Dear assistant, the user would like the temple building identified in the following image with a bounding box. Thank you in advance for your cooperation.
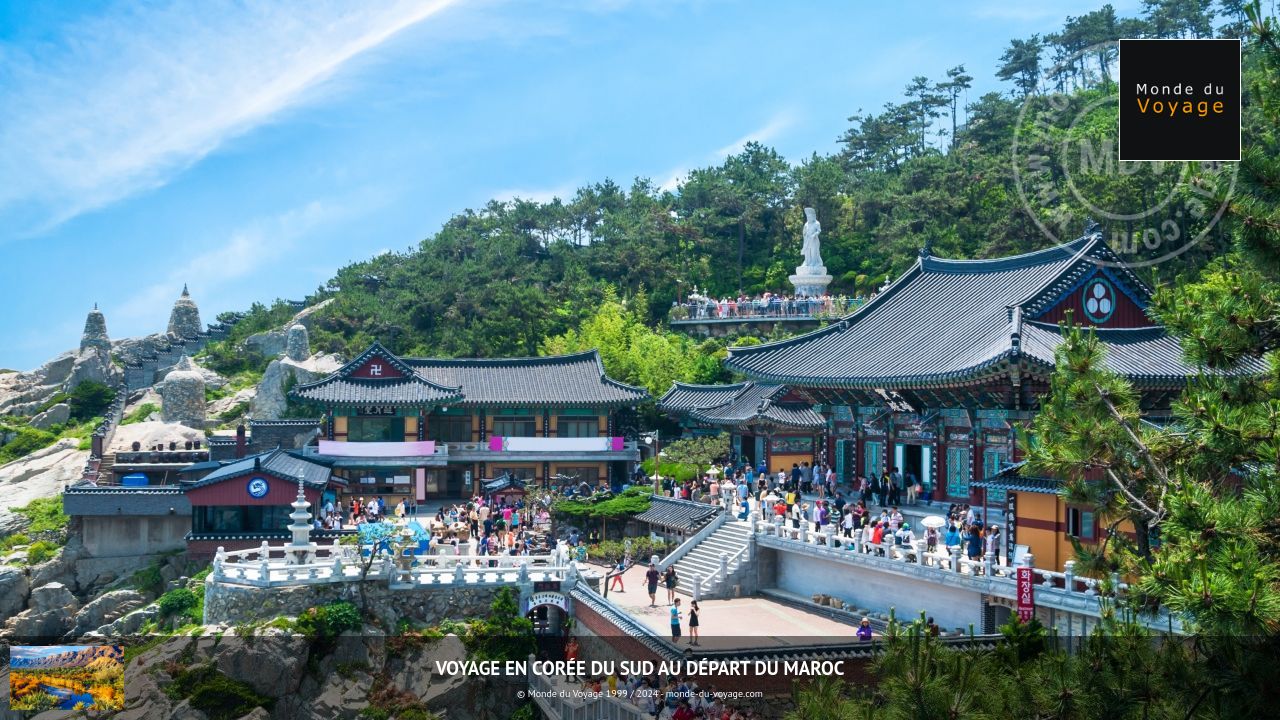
[658,381,826,472]
[724,232,1250,569]
[181,449,344,557]
[287,342,649,503]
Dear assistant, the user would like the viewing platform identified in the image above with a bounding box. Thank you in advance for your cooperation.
[667,296,865,338]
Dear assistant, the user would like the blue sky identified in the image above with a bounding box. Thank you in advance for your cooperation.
[10,645,114,662]
[0,0,1137,371]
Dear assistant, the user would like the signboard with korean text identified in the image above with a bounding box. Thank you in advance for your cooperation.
[1016,567,1035,622]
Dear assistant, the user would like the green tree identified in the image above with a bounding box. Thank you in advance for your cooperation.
[659,434,730,480]
[997,35,1044,97]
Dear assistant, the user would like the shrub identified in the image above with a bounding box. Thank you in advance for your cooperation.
[0,426,58,464]
[0,533,31,551]
[67,380,116,421]
[157,588,198,617]
[295,601,361,640]
[167,665,272,720]
[24,540,59,565]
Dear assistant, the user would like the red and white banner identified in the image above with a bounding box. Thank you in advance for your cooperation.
[1016,567,1035,622]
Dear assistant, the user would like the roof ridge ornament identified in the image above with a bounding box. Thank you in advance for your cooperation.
[1084,218,1101,236]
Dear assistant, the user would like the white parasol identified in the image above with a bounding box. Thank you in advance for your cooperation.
[921,515,947,529]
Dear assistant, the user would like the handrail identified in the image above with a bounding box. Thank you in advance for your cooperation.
[755,520,1141,607]
[658,506,725,571]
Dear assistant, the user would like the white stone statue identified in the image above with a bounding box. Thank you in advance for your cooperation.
[801,207,823,268]
[790,207,833,298]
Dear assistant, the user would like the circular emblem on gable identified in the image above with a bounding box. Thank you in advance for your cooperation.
[247,476,270,499]
[1082,277,1115,324]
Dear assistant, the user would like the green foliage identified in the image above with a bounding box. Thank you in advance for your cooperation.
[0,532,31,551]
[10,497,67,533]
[121,402,159,425]
[66,380,116,421]
[157,588,198,617]
[295,601,362,641]
[588,536,668,563]
[655,434,730,478]
[552,486,652,520]
[541,290,728,396]
[128,561,166,596]
[166,664,273,720]
[0,426,57,464]
[461,587,536,662]
[24,540,59,565]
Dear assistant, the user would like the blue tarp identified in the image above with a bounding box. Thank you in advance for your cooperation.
[121,474,148,487]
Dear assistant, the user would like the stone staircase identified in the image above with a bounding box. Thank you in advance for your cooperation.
[97,453,116,480]
[670,521,753,598]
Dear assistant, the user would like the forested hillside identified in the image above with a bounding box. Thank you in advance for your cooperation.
[206,1,1265,394]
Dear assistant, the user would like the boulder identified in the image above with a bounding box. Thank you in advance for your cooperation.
[208,387,256,419]
[29,402,71,429]
[72,589,148,637]
[96,605,158,637]
[0,565,30,622]
[5,607,74,639]
[110,421,204,454]
[212,634,310,698]
[243,330,287,359]
[30,582,78,613]
[250,353,342,420]
[66,346,123,388]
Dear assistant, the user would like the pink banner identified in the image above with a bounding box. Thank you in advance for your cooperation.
[485,437,626,452]
[489,436,504,451]
[317,439,436,457]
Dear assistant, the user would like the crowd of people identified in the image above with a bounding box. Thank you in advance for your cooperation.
[671,292,866,320]
[658,460,1006,571]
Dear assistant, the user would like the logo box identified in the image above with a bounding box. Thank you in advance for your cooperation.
[1119,38,1240,161]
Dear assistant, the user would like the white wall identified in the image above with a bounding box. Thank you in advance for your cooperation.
[772,550,986,632]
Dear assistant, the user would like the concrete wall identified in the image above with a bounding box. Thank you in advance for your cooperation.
[768,548,986,632]
[81,516,189,558]
[204,580,507,628]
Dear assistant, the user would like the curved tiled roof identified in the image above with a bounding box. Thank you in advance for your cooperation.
[182,449,335,490]
[292,377,461,405]
[292,342,463,406]
[725,235,1231,388]
[686,383,826,430]
[292,343,649,409]
[405,350,649,408]
[633,496,722,529]
[658,382,749,412]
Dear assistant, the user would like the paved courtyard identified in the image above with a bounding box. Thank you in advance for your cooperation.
[600,565,869,651]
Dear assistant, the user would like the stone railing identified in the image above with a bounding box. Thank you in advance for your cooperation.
[658,511,726,570]
[689,541,751,601]
[750,517,1184,631]
[527,668,649,720]
[210,540,581,589]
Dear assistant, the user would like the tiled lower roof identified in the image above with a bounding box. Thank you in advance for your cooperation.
[971,461,1061,495]
[63,487,191,516]
[633,496,721,529]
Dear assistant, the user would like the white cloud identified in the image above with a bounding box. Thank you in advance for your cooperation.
[0,0,461,234]
[491,183,582,205]
[658,108,796,192]
[114,199,357,328]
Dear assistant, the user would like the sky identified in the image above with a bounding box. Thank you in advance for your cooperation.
[0,0,1139,371]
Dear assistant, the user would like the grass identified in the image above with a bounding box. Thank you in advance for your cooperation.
[24,540,59,565]
[10,497,68,533]
[165,664,273,720]
[121,403,159,425]
[0,532,31,552]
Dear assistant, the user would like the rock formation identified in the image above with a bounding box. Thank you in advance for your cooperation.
[80,303,111,354]
[167,284,203,338]
[28,402,70,429]
[251,353,342,420]
[284,324,310,362]
[159,356,206,429]
[0,305,123,415]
